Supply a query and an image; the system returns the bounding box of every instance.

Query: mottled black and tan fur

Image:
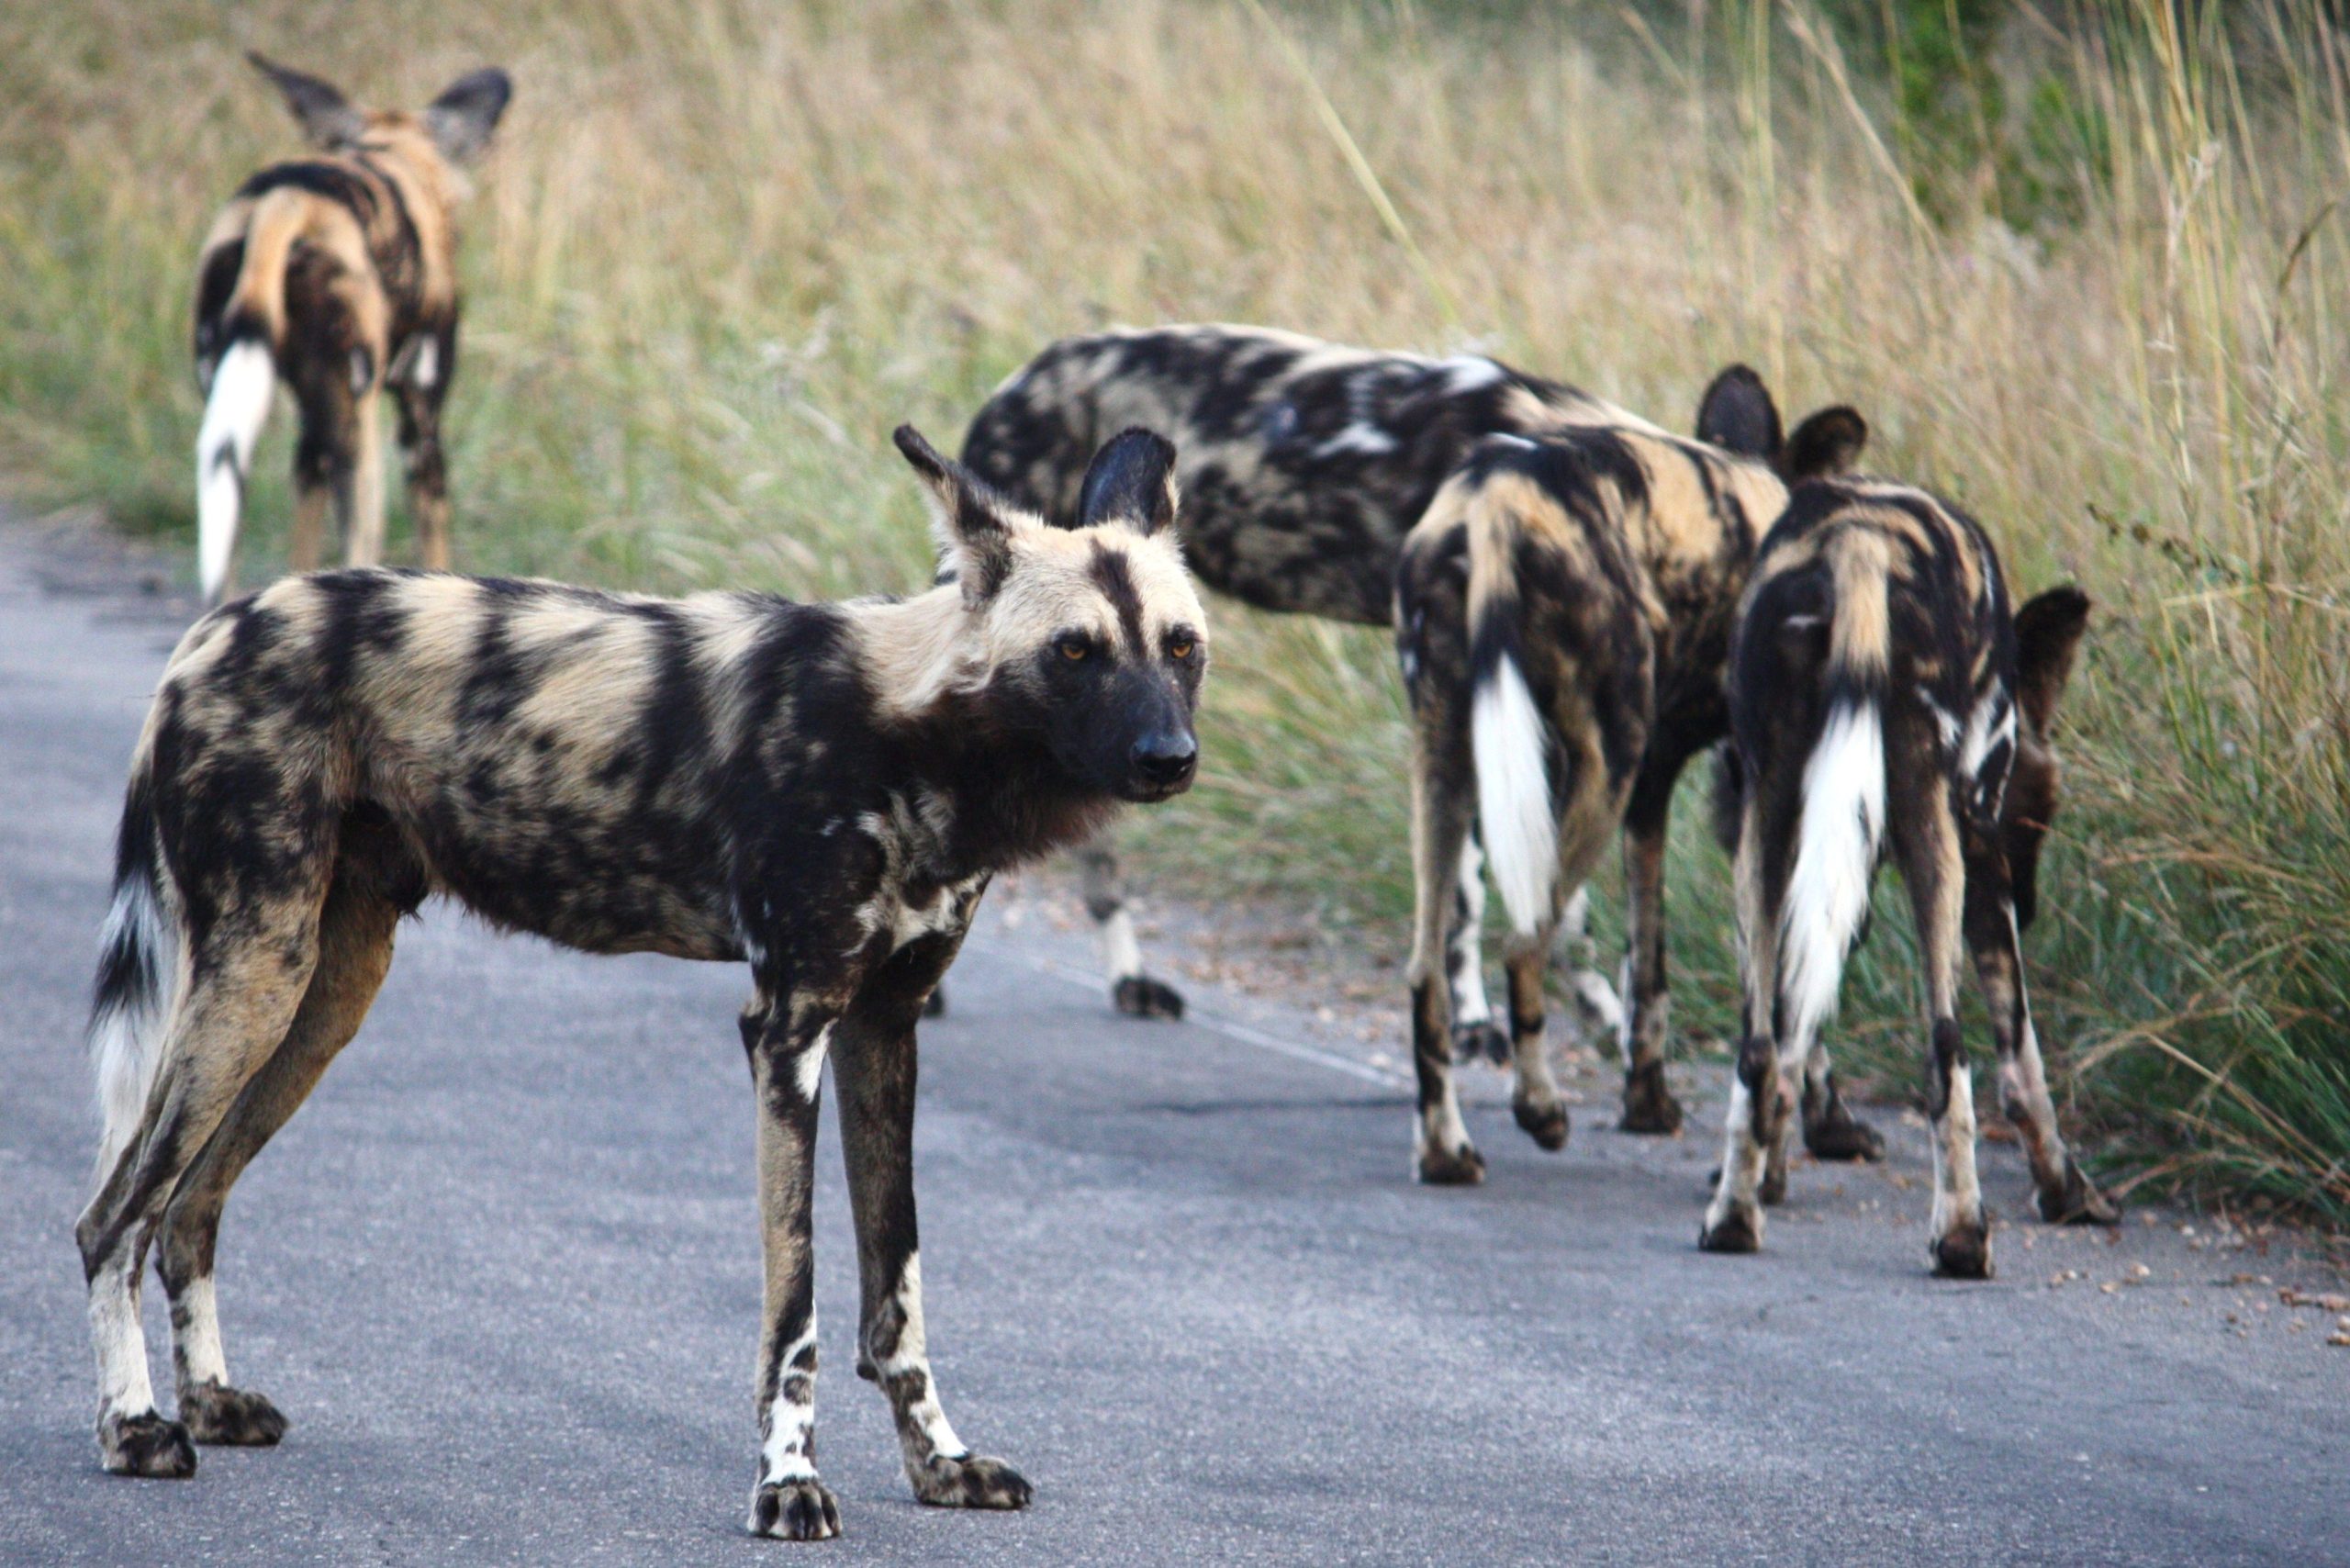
[1391,369,1869,1181]
[959,324,1636,1026]
[74,427,1207,1541]
[1697,477,2117,1275]
[192,53,511,606]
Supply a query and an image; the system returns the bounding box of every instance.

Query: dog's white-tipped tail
[196,338,275,605]
[90,778,173,1180]
[1472,653,1556,937]
[1777,700,1885,1048]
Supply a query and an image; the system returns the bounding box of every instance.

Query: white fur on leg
[89,1254,156,1417]
[1097,908,1143,987]
[1448,838,1493,1027]
[173,1275,228,1390]
[1930,1062,1985,1240]
[1415,1083,1472,1173]
[1703,1078,1770,1241]
[759,1316,820,1485]
[878,1253,967,1462]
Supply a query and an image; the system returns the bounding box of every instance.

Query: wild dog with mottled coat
[192,53,511,606]
[966,325,1648,1108]
[1390,369,1870,1182]
[1698,477,2118,1274]
[74,427,1206,1540]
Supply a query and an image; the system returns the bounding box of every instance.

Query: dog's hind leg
[1702,788,1788,1254]
[1552,886,1627,1047]
[157,863,402,1446]
[1079,834,1182,1019]
[1445,834,1509,1066]
[394,362,453,571]
[76,897,325,1476]
[1616,756,1687,1135]
[837,937,1032,1512]
[1964,857,2117,1227]
[339,386,387,569]
[1406,736,1483,1185]
[1894,784,1991,1278]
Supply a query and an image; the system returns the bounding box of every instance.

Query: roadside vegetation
[3,0,2344,1224]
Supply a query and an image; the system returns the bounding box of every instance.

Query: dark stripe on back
[236,160,384,227]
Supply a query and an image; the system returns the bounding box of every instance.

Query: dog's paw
[1931,1222,1995,1280]
[98,1411,196,1478]
[1803,1101,1886,1162]
[1416,1140,1487,1186]
[180,1382,287,1447]
[1113,974,1184,1019]
[2039,1162,2121,1226]
[1698,1204,1762,1254]
[911,1452,1034,1510]
[1452,1019,1511,1066]
[1511,1092,1570,1151]
[750,1477,841,1540]
[1619,1062,1684,1135]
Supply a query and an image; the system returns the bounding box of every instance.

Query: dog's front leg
[836,935,1032,1512]
[742,987,844,1540]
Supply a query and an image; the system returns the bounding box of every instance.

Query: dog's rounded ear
[1074,428,1180,536]
[895,425,1018,602]
[2013,585,2091,735]
[248,52,366,150]
[423,68,513,163]
[1780,407,1868,482]
[1695,364,1783,462]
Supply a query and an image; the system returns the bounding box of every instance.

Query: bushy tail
[1466,514,1557,938]
[194,191,307,605]
[196,336,275,607]
[1777,532,1894,1046]
[90,770,173,1179]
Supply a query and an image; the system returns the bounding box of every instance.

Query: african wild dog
[1389,368,1871,1181]
[192,53,511,606]
[73,427,1207,1540]
[959,326,1643,1058]
[1697,477,2118,1274]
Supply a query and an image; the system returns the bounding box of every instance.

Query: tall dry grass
[1,0,2344,1220]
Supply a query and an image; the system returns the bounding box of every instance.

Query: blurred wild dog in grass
[191,53,510,606]
[1390,368,1866,1182]
[73,426,1205,1540]
[960,325,1641,1046]
[1698,477,2118,1274]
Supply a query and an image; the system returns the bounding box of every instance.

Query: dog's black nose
[1131,732,1198,789]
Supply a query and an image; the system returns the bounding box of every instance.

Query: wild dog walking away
[1699,477,2118,1274]
[964,325,1645,1081]
[1390,369,1869,1181]
[73,426,1207,1540]
[192,53,510,606]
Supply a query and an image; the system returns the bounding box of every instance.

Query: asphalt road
[1,521,2344,1566]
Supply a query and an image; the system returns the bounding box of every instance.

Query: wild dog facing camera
[895,423,1205,804]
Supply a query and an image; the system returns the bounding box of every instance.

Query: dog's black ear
[249,52,366,150]
[1074,428,1180,536]
[2013,585,2091,735]
[423,68,512,163]
[896,424,1019,601]
[1781,407,1868,482]
[1695,364,1784,462]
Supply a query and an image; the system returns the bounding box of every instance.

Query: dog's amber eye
[1058,637,1090,662]
[1168,639,1194,661]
